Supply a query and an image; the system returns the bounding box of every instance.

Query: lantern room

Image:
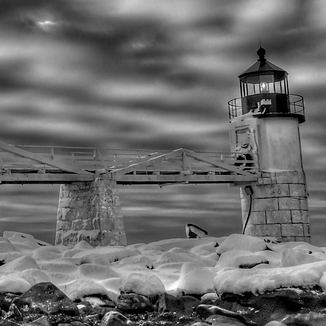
[228,47,305,123]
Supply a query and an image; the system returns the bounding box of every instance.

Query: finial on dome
[257,46,266,62]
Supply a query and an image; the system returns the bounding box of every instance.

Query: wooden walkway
[0,142,258,185]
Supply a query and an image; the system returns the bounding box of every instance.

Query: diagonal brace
[0,142,93,175]
[184,149,253,176]
[110,148,185,176]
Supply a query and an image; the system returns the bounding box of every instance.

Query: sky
[0,0,325,246]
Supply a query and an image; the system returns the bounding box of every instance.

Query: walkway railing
[5,146,256,173]
[0,144,259,184]
[228,94,305,123]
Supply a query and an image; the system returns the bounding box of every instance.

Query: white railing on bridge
[0,145,257,174]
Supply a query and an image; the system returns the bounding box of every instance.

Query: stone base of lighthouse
[241,171,310,242]
[55,178,127,248]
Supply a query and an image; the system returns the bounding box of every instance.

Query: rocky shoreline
[2,231,326,326]
[1,281,326,326]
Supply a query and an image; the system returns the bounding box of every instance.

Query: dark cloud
[0,0,325,245]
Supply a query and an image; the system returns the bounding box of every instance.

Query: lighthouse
[228,47,310,242]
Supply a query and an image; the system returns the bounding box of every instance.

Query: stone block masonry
[55,178,127,248]
[242,171,310,242]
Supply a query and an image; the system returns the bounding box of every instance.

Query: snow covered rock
[214,261,326,295]
[216,234,268,255]
[216,250,269,269]
[0,275,31,293]
[0,239,20,253]
[0,255,39,273]
[154,249,216,268]
[280,248,325,267]
[60,278,117,302]
[174,262,216,295]
[78,263,118,280]
[72,247,138,265]
[119,272,165,296]
[32,246,62,261]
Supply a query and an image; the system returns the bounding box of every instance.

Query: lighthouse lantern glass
[240,73,289,97]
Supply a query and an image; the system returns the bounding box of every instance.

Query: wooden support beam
[115,173,258,184]
[0,142,93,175]
[0,172,95,183]
[110,148,184,177]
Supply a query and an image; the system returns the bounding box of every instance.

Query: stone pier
[55,178,127,248]
[241,171,310,242]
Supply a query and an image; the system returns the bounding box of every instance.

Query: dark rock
[116,293,154,313]
[0,293,20,312]
[28,316,51,325]
[100,310,134,326]
[9,282,79,317]
[206,314,247,325]
[221,287,326,312]
[280,311,326,326]
[70,321,85,326]
[179,295,200,315]
[220,287,326,325]
[7,303,23,321]
[157,293,183,315]
[0,320,22,326]
[196,304,257,326]
[157,293,200,317]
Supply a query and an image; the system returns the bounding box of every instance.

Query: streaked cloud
[0,0,325,245]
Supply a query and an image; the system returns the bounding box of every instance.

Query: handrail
[228,94,305,122]
[0,145,258,175]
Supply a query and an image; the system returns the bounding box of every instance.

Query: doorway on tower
[234,128,255,169]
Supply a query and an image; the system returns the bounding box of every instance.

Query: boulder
[216,234,268,255]
[157,293,184,315]
[206,314,247,325]
[221,287,326,325]
[28,316,51,326]
[0,293,19,312]
[0,319,22,326]
[157,293,200,316]
[9,282,79,316]
[116,293,155,313]
[100,311,135,326]
[196,304,256,325]
[119,272,165,296]
[280,311,326,326]
[180,295,201,315]
[264,322,287,326]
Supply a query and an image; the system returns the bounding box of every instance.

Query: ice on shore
[0,231,326,302]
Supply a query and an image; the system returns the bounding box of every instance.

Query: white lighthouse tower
[228,47,310,242]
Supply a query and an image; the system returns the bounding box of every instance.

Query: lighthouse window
[275,81,282,93]
[248,83,256,95]
[274,79,288,94]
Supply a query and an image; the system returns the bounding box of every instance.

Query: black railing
[228,94,305,123]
